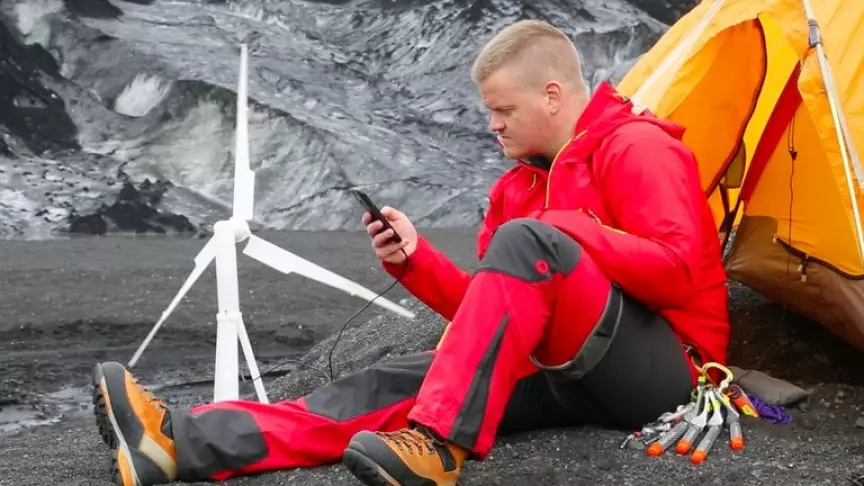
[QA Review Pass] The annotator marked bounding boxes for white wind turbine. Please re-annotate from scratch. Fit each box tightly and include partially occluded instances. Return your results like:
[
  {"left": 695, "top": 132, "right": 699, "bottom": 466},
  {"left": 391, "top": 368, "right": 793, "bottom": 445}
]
[{"left": 127, "top": 44, "right": 416, "bottom": 404}]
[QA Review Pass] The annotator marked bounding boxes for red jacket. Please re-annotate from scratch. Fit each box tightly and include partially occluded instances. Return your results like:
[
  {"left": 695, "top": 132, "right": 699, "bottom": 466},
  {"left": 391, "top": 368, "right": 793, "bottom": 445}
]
[{"left": 383, "top": 82, "right": 730, "bottom": 367}]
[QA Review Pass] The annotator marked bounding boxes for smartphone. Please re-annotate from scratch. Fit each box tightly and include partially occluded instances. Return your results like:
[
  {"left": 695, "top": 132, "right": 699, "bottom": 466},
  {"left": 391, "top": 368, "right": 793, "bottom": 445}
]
[{"left": 349, "top": 188, "right": 402, "bottom": 243}]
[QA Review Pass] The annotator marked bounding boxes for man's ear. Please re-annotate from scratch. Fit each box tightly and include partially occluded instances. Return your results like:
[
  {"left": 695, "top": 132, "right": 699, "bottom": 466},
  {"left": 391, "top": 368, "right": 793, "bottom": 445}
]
[{"left": 544, "top": 81, "right": 563, "bottom": 114}]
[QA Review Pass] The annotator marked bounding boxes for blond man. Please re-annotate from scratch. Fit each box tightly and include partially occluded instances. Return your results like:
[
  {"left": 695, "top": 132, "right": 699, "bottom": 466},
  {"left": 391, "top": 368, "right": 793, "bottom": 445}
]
[{"left": 91, "top": 19, "right": 729, "bottom": 486}]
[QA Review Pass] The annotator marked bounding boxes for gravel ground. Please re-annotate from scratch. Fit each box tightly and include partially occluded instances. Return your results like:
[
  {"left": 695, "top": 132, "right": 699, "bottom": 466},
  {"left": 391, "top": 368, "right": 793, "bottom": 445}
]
[{"left": 0, "top": 229, "right": 862, "bottom": 486}]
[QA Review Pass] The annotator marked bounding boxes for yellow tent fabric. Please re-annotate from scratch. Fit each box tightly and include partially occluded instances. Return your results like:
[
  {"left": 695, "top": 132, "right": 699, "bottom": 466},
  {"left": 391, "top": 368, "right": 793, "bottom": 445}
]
[{"left": 617, "top": 0, "right": 864, "bottom": 351}]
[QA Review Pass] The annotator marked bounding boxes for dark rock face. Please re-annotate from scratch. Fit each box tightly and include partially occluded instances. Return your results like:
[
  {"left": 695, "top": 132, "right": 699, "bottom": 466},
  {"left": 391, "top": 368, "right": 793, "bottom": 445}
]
[
  {"left": 0, "top": 19, "right": 79, "bottom": 155},
  {"left": 66, "top": 175, "right": 202, "bottom": 236},
  {"left": 626, "top": 0, "right": 701, "bottom": 24},
  {"left": 61, "top": 0, "right": 124, "bottom": 19}
]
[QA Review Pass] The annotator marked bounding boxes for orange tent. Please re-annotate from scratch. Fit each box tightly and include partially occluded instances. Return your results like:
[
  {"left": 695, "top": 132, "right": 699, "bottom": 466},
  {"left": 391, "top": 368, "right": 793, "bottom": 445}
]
[{"left": 617, "top": 0, "right": 864, "bottom": 351}]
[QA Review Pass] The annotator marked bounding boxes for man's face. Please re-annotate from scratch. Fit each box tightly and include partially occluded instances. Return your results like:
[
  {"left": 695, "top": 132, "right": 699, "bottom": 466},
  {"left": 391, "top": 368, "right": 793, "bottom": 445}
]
[{"left": 479, "top": 65, "right": 557, "bottom": 160}]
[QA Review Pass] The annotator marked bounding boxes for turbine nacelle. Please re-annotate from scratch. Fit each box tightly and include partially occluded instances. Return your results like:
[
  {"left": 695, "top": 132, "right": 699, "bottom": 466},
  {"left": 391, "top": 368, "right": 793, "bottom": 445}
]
[{"left": 215, "top": 218, "right": 252, "bottom": 244}]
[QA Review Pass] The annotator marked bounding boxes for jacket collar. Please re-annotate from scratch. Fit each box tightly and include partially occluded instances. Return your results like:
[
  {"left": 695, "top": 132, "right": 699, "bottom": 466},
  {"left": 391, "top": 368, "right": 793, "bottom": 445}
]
[
  {"left": 572, "top": 81, "right": 626, "bottom": 136},
  {"left": 559, "top": 81, "right": 637, "bottom": 163}
]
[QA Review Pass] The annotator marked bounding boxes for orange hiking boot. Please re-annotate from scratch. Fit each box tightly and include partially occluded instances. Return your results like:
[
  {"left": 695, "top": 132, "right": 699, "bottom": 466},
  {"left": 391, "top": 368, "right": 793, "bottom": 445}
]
[
  {"left": 92, "top": 361, "right": 178, "bottom": 486},
  {"left": 343, "top": 426, "right": 467, "bottom": 486}
]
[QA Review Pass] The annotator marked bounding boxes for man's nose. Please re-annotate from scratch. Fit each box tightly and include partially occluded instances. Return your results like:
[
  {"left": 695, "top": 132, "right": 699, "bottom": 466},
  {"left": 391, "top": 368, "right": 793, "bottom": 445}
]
[{"left": 488, "top": 116, "right": 505, "bottom": 133}]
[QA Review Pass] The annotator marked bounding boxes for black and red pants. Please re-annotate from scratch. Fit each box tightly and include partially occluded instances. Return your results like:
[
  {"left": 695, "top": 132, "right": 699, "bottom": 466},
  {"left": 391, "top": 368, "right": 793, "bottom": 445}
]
[{"left": 170, "top": 219, "right": 695, "bottom": 481}]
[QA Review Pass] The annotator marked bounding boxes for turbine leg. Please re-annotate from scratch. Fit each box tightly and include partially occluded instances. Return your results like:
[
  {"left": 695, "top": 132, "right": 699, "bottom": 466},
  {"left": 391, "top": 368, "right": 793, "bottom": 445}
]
[
  {"left": 238, "top": 317, "right": 269, "bottom": 403},
  {"left": 213, "top": 221, "right": 241, "bottom": 402}
]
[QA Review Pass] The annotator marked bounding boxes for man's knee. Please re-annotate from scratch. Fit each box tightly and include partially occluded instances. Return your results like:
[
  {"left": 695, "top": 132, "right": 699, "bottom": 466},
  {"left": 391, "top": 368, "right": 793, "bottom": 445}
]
[{"left": 479, "top": 218, "right": 582, "bottom": 281}]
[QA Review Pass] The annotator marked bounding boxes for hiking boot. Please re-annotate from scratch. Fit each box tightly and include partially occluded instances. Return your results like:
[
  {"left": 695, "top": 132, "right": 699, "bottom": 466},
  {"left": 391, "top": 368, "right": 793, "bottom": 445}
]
[
  {"left": 92, "top": 361, "right": 178, "bottom": 486},
  {"left": 343, "top": 426, "right": 467, "bottom": 486}
]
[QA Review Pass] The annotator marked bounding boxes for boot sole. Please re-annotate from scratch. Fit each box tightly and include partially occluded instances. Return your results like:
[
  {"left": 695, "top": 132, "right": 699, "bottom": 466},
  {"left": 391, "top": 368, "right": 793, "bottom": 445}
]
[
  {"left": 92, "top": 363, "right": 143, "bottom": 486},
  {"left": 342, "top": 448, "right": 401, "bottom": 486},
  {"left": 343, "top": 445, "right": 454, "bottom": 486},
  {"left": 91, "top": 363, "right": 117, "bottom": 449}
]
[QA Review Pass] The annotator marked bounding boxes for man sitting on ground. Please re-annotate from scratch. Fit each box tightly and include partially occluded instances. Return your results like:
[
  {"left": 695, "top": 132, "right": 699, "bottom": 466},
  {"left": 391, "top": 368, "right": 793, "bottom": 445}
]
[{"left": 90, "top": 19, "right": 729, "bottom": 486}]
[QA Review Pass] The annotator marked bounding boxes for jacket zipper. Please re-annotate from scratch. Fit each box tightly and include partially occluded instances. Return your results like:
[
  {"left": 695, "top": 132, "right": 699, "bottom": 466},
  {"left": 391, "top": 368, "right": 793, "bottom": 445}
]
[
  {"left": 545, "top": 143, "right": 569, "bottom": 207},
  {"left": 545, "top": 129, "right": 588, "bottom": 208}
]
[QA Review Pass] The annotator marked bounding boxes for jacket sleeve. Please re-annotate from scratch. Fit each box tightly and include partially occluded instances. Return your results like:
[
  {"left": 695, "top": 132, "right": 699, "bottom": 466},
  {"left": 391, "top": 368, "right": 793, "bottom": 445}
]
[
  {"left": 380, "top": 173, "right": 510, "bottom": 320},
  {"left": 382, "top": 235, "right": 471, "bottom": 321},
  {"left": 533, "top": 128, "right": 704, "bottom": 309}
]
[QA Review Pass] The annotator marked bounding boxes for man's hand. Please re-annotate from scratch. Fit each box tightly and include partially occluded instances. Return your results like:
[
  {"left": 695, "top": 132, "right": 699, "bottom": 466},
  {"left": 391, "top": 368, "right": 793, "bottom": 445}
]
[{"left": 363, "top": 206, "right": 418, "bottom": 264}]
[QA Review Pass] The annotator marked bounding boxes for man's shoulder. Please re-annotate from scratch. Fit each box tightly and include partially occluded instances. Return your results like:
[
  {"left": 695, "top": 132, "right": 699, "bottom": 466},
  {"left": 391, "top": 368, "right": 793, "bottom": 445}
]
[
  {"left": 592, "top": 119, "right": 698, "bottom": 181},
  {"left": 603, "top": 119, "right": 687, "bottom": 151},
  {"left": 599, "top": 120, "right": 695, "bottom": 165}
]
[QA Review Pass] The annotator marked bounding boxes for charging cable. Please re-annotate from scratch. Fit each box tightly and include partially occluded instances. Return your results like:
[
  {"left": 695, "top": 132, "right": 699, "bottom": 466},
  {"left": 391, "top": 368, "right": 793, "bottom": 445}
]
[{"left": 248, "top": 247, "right": 410, "bottom": 387}]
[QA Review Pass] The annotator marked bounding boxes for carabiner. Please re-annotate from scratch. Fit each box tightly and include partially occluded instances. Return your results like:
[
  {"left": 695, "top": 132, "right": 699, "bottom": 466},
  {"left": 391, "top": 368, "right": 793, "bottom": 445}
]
[{"left": 699, "top": 361, "right": 734, "bottom": 393}]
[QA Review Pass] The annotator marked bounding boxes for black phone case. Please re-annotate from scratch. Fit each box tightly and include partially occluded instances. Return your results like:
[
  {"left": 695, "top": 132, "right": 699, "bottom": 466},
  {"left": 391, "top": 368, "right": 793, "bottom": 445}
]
[{"left": 350, "top": 189, "right": 402, "bottom": 243}]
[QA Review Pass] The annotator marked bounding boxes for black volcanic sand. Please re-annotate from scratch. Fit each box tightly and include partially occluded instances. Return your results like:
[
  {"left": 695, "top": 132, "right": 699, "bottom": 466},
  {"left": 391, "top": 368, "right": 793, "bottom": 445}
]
[{"left": 0, "top": 229, "right": 862, "bottom": 485}]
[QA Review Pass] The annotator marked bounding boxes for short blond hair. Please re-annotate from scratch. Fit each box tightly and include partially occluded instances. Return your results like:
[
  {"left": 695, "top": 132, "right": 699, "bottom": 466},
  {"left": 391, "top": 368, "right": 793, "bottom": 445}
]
[{"left": 471, "top": 20, "right": 585, "bottom": 89}]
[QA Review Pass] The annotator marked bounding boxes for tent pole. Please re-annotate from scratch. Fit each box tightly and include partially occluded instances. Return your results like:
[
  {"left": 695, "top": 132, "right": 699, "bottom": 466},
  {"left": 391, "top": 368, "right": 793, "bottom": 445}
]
[
  {"left": 801, "top": 0, "right": 864, "bottom": 268},
  {"left": 630, "top": 0, "right": 726, "bottom": 113}
]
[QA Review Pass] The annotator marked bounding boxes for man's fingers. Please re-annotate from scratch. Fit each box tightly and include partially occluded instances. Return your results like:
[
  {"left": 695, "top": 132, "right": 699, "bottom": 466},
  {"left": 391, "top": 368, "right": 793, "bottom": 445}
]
[
  {"left": 372, "top": 229, "right": 399, "bottom": 248},
  {"left": 380, "top": 206, "right": 399, "bottom": 221},
  {"left": 363, "top": 206, "right": 409, "bottom": 263},
  {"left": 376, "top": 239, "right": 409, "bottom": 260},
  {"left": 373, "top": 231, "right": 405, "bottom": 250},
  {"left": 366, "top": 220, "right": 383, "bottom": 237}
]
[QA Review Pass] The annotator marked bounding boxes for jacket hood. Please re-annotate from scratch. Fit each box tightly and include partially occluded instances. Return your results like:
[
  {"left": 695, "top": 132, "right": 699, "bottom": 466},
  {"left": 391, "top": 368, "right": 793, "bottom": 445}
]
[{"left": 562, "top": 81, "right": 686, "bottom": 163}]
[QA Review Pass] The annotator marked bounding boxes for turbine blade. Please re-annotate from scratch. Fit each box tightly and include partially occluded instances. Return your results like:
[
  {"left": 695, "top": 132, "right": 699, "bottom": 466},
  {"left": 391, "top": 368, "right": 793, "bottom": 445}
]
[
  {"left": 232, "top": 43, "right": 255, "bottom": 221},
  {"left": 242, "top": 235, "right": 415, "bottom": 319},
  {"left": 128, "top": 237, "right": 216, "bottom": 367}
]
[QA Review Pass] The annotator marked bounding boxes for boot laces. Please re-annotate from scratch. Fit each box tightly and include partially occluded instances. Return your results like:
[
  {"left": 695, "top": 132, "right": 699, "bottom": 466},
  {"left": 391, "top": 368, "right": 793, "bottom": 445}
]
[
  {"left": 131, "top": 376, "right": 167, "bottom": 411},
  {"left": 381, "top": 428, "right": 437, "bottom": 455}
]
